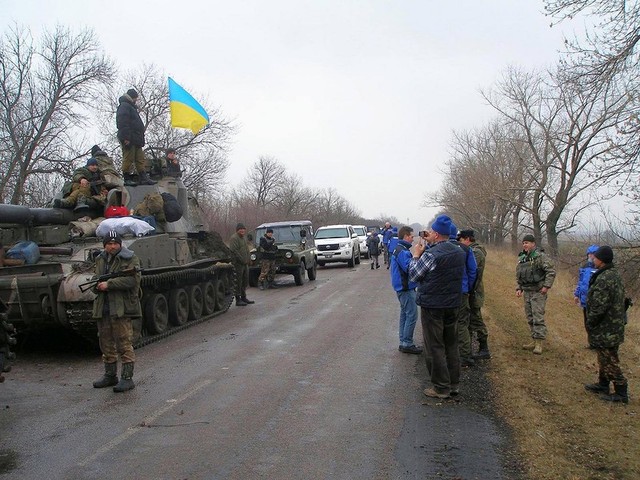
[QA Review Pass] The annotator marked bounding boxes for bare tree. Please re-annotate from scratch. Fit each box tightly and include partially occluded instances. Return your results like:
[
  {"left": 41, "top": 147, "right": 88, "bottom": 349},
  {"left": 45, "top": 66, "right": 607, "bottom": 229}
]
[
  {"left": 241, "top": 156, "right": 287, "bottom": 209},
  {"left": 0, "top": 24, "right": 115, "bottom": 205},
  {"left": 482, "top": 65, "right": 635, "bottom": 254}
]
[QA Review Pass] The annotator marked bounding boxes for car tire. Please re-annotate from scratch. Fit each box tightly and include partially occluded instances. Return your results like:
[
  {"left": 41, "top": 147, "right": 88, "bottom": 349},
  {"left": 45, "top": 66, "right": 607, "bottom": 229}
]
[
  {"left": 347, "top": 252, "right": 355, "bottom": 268},
  {"left": 307, "top": 259, "right": 317, "bottom": 281},
  {"left": 293, "top": 261, "right": 306, "bottom": 286}
]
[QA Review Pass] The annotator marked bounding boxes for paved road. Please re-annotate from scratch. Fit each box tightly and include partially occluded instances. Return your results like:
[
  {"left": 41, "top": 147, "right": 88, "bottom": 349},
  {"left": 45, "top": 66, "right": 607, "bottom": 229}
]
[{"left": 0, "top": 260, "right": 517, "bottom": 479}]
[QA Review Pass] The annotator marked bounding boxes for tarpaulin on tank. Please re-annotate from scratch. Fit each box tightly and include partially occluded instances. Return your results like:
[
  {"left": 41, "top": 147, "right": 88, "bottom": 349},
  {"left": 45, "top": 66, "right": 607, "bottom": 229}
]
[
  {"left": 6, "top": 241, "right": 40, "bottom": 264},
  {"left": 96, "top": 217, "right": 155, "bottom": 237}
]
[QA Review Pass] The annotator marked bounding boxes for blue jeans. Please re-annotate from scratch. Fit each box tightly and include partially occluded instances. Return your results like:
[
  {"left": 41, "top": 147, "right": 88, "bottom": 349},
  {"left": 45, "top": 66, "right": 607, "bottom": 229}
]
[{"left": 397, "top": 289, "right": 418, "bottom": 347}]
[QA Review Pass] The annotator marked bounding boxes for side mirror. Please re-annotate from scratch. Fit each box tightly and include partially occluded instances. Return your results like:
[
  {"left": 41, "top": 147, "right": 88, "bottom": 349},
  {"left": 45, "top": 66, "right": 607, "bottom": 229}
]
[
  {"left": 351, "top": 233, "right": 358, "bottom": 239},
  {"left": 300, "top": 229, "right": 307, "bottom": 238},
  {"left": 247, "top": 233, "right": 253, "bottom": 242}
]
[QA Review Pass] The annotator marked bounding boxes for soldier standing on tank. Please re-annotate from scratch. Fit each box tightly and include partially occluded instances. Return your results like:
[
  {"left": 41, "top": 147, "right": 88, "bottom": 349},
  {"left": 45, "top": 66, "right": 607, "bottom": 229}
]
[
  {"left": 229, "top": 223, "right": 255, "bottom": 306},
  {"left": 91, "top": 231, "right": 142, "bottom": 393},
  {"left": 516, "top": 234, "right": 556, "bottom": 355},
  {"left": 116, "top": 88, "right": 156, "bottom": 186},
  {"left": 258, "top": 228, "right": 278, "bottom": 290}
]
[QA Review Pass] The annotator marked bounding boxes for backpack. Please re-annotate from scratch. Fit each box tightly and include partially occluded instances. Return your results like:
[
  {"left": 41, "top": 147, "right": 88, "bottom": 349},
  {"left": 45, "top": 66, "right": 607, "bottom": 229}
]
[{"left": 161, "top": 192, "right": 183, "bottom": 222}]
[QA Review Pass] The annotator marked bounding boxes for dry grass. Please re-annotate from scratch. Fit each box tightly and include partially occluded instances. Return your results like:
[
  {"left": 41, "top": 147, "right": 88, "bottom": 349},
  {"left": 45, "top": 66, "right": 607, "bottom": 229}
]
[{"left": 484, "top": 248, "right": 640, "bottom": 480}]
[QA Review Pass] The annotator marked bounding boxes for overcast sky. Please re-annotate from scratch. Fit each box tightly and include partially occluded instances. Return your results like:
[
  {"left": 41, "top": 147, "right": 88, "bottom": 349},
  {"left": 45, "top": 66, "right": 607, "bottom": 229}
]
[{"left": 4, "top": 0, "right": 577, "bottom": 225}]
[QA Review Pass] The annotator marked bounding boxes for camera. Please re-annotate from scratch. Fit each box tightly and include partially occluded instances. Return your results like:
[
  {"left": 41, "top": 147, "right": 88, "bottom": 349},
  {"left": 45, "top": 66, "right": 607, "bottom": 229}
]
[{"left": 418, "top": 231, "right": 427, "bottom": 237}]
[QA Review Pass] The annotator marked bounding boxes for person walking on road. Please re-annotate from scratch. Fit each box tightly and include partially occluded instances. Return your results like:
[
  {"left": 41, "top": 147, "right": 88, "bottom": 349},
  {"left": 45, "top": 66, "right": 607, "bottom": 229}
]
[
  {"left": 91, "top": 231, "right": 142, "bottom": 393},
  {"left": 584, "top": 246, "right": 629, "bottom": 404},
  {"left": 366, "top": 231, "right": 381, "bottom": 269},
  {"left": 516, "top": 234, "right": 556, "bottom": 355},
  {"left": 409, "top": 215, "right": 466, "bottom": 399},
  {"left": 391, "top": 226, "right": 423, "bottom": 355},
  {"left": 229, "top": 223, "right": 255, "bottom": 306}
]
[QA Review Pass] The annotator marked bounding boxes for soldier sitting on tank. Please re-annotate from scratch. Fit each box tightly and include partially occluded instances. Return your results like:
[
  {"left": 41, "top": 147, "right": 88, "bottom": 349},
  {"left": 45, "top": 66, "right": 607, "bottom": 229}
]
[
  {"left": 131, "top": 192, "right": 165, "bottom": 231},
  {"left": 165, "top": 148, "right": 182, "bottom": 177},
  {"left": 53, "top": 158, "right": 109, "bottom": 213},
  {"left": 90, "top": 144, "right": 124, "bottom": 188}
]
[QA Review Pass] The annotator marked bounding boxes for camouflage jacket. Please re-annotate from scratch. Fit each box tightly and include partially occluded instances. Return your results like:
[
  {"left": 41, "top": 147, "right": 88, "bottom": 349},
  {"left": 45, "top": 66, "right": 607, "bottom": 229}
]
[
  {"left": 469, "top": 242, "right": 486, "bottom": 308},
  {"left": 516, "top": 248, "right": 556, "bottom": 292},
  {"left": 586, "top": 264, "right": 626, "bottom": 348},
  {"left": 91, "top": 246, "right": 142, "bottom": 319}
]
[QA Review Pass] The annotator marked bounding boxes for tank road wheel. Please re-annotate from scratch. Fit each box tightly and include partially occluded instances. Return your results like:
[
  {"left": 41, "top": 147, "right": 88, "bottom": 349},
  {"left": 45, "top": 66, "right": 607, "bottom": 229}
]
[
  {"left": 307, "top": 258, "right": 317, "bottom": 281},
  {"left": 168, "top": 288, "right": 189, "bottom": 326},
  {"left": 293, "top": 261, "right": 306, "bottom": 286},
  {"left": 188, "top": 285, "right": 204, "bottom": 321},
  {"left": 249, "top": 270, "right": 259, "bottom": 288},
  {"left": 145, "top": 293, "right": 169, "bottom": 334},
  {"left": 214, "top": 277, "right": 226, "bottom": 311},
  {"left": 202, "top": 281, "right": 216, "bottom": 315}
]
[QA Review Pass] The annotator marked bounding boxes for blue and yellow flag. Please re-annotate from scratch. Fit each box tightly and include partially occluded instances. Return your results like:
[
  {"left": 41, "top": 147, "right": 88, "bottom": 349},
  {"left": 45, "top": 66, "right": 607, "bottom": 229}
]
[{"left": 168, "top": 77, "right": 210, "bottom": 134}]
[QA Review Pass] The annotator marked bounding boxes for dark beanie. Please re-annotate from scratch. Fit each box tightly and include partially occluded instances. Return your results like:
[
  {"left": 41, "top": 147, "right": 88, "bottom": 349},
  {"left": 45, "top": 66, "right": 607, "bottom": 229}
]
[
  {"left": 127, "top": 88, "right": 139, "bottom": 99},
  {"left": 86, "top": 158, "right": 98, "bottom": 166},
  {"left": 522, "top": 234, "right": 536, "bottom": 243},
  {"left": 103, "top": 230, "right": 122, "bottom": 246},
  {"left": 236, "top": 223, "right": 246, "bottom": 231},
  {"left": 91, "top": 145, "right": 102, "bottom": 156},
  {"left": 431, "top": 215, "right": 453, "bottom": 236},
  {"left": 266, "top": 228, "right": 274, "bottom": 233},
  {"left": 594, "top": 245, "right": 614, "bottom": 264},
  {"left": 459, "top": 229, "right": 474, "bottom": 239}
]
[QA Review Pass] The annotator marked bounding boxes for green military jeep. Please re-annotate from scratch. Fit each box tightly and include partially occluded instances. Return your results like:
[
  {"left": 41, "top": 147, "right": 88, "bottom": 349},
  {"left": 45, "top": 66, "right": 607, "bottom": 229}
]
[{"left": 249, "top": 220, "right": 317, "bottom": 286}]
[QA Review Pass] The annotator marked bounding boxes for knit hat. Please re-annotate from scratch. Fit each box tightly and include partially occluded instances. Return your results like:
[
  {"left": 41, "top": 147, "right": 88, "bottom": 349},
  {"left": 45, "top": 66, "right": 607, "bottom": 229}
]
[
  {"left": 586, "top": 244, "right": 599, "bottom": 255},
  {"left": 449, "top": 223, "right": 458, "bottom": 240},
  {"left": 103, "top": 230, "right": 122, "bottom": 246},
  {"left": 266, "top": 228, "right": 274, "bottom": 234},
  {"left": 594, "top": 245, "right": 613, "bottom": 264},
  {"left": 458, "top": 229, "right": 474, "bottom": 239},
  {"left": 127, "top": 88, "right": 139, "bottom": 99},
  {"left": 236, "top": 223, "right": 246, "bottom": 231},
  {"left": 91, "top": 145, "right": 102, "bottom": 156},
  {"left": 86, "top": 158, "right": 98, "bottom": 166},
  {"left": 522, "top": 234, "right": 536, "bottom": 243},
  {"left": 431, "top": 215, "right": 453, "bottom": 236}
]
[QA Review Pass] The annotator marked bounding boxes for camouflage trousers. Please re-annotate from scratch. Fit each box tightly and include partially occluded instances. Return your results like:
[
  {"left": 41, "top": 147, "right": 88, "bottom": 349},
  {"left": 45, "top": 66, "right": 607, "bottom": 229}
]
[
  {"left": 120, "top": 141, "right": 146, "bottom": 175},
  {"left": 596, "top": 347, "right": 627, "bottom": 385},
  {"left": 97, "top": 316, "right": 135, "bottom": 364},
  {"left": 523, "top": 290, "right": 547, "bottom": 340},
  {"left": 457, "top": 294, "right": 472, "bottom": 358},
  {"left": 469, "top": 293, "right": 488, "bottom": 342},
  {"left": 258, "top": 259, "right": 276, "bottom": 282}
]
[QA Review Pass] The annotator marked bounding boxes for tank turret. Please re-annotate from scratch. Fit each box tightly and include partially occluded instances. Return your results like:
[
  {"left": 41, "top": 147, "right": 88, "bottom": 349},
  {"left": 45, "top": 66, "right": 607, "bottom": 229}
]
[{"left": 0, "top": 175, "right": 235, "bottom": 346}]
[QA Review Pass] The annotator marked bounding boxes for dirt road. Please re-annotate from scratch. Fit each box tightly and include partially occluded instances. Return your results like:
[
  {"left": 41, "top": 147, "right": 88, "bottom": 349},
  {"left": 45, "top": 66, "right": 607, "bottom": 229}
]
[{"left": 0, "top": 260, "right": 521, "bottom": 479}]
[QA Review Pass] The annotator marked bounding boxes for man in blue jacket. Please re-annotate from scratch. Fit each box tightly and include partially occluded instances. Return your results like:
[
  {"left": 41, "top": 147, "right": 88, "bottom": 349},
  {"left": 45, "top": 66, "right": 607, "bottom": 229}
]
[
  {"left": 391, "top": 226, "right": 423, "bottom": 354},
  {"left": 575, "top": 244, "right": 599, "bottom": 343}
]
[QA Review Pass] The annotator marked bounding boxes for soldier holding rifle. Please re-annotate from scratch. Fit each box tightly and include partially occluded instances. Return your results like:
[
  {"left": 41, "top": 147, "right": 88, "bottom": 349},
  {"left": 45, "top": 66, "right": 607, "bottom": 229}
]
[{"left": 91, "top": 231, "right": 142, "bottom": 393}]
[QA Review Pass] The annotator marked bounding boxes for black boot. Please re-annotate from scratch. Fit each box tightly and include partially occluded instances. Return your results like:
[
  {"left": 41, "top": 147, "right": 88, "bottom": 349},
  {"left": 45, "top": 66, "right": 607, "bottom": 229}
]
[
  {"left": 113, "top": 362, "right": 135, "bottom": 392},
  {"left": 93, "top": 362, "right": 118, "bottom": 388},
  {"left": 236, "top": 296, "right": 248, "bottom": 306},
  {"left": 259, "top": 281, "right": 265, "bottom": 291},
  {"left": 73, "top": 196, "right": 90, "bottom": 213},
  {"left": 474, "top": 338, "right": 491, "bottom": 359},
  {"left": 585, "top": 376, "right": 609, "bottom": 394},
  {"left": 123, "top": 173, "right": 138, "bottom": 186},
  {"left": 138, "top": 172, "right": 157, "bottom": 185},
  {"left": 600, "top": 382, "right": 629, "bottom": 404},
  {"left": 241, "top": 296, "right": 255, "bottom": 304}
]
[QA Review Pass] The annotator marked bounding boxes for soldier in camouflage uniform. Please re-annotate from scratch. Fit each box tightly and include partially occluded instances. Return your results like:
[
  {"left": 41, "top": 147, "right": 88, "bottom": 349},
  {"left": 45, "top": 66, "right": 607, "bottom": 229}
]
[
  {"left": 584, "top": 246, "right": 629, "bottom": 404},
  {"left": 458, "top": 230, "right": 490, "bottom": 359},
  {"left": 258, "top": 228, "right": 278, "bottom": 290},
  {"left": 228, "top": 223, "right": 255, "bottom": 307},
  {"left": 516, "top": 234, "right": 556, "bottom": 355}
]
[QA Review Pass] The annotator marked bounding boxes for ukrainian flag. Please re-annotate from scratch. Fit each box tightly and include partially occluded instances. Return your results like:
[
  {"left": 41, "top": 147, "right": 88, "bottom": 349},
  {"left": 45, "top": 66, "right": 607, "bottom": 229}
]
[{"left": 168, "top": 77, "right": 210, "bottom": 134}]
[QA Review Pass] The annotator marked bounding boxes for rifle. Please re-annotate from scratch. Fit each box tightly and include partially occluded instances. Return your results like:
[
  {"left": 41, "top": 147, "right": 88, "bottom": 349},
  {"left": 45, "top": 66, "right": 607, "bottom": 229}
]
[{"left": 79, "top": 267, "right": 140, "bottom": 293}]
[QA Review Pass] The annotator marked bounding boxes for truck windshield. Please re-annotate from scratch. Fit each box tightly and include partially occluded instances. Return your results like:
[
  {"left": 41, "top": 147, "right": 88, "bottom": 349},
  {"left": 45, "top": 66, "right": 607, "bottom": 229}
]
[
  {"left": 353, "top": 227, "right": 366, "bottom": 236},
  {"left": 255, "top": 226, "right": 300, "bottom": 244},
  {"left": 315, "top": 227, "right": 349, "bottom": 239}
]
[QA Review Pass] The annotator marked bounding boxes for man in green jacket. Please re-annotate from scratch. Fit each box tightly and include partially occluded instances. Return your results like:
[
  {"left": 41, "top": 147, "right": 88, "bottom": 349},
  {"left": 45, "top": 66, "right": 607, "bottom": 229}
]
[
  {"left": 516, "top": 234, "right": 556, "bottom": 355},
  {"left": 228, "top": 223, "right": 255, "bottom": 307},
  {"left": 584, "top": 246, "right": 629, "bottom": 404},
  {"left": 91, "top": 231, "right": 142, "bottom": 393}
]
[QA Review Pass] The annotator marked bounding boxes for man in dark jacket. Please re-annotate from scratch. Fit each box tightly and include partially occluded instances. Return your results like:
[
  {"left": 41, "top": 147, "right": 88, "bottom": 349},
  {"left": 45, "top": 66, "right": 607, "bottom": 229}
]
[
  {"left": 366, "top": 231, "right": 381, "bottom": 269},
  {"left": 409, "top": 215, "right": 466, "bottom": 399},
  {"left": 91, "top": 231, "right": 142, "bottom": 393},
  {"left": 116, "top": 88, "right": 155, "bottom": 186},
  {"left": 228, "top": 223, "right": 255, "bottom": 306},
  {"left": 584, "top": 245, "right": 629, "bottom": 404},
  {"left": 258, "top": 228, "right": 278, "bottom": 290}
]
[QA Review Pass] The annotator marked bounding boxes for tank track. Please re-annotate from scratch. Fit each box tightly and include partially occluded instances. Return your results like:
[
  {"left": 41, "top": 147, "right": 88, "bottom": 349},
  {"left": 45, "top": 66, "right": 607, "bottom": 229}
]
[{"left": 65, "top": 262, "right": 235, "bottom": 348}]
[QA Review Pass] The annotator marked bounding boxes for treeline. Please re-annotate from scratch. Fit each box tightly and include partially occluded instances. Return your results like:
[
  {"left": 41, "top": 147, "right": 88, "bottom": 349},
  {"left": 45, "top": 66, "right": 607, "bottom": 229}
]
[{"left": 428, "top": 1, "right": 640, "bottom": 256}]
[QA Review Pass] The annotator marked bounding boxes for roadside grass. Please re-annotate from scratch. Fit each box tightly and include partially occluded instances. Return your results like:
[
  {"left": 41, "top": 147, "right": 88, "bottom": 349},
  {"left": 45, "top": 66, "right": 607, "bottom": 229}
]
[{"left": 484, "top": 248, "right": 640, "bottom": 480}]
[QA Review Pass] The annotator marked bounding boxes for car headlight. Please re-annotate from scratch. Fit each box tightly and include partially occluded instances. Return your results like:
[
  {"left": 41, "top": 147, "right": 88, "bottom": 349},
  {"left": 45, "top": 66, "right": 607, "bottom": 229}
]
[
  {"left": 250, "top": 253, "right": 257, "bottom": 261},
  {"left": 285, "top": 251, "right": 293, "bottom": 259},
  {"left": 339, "top": 242, "right": 348, "bottom": 248}
]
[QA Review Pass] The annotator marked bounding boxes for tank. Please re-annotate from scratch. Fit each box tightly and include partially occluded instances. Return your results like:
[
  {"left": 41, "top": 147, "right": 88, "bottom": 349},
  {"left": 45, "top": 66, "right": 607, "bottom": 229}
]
[{"left": 0, "top": 175, "right": 236, "bottom": 347}]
